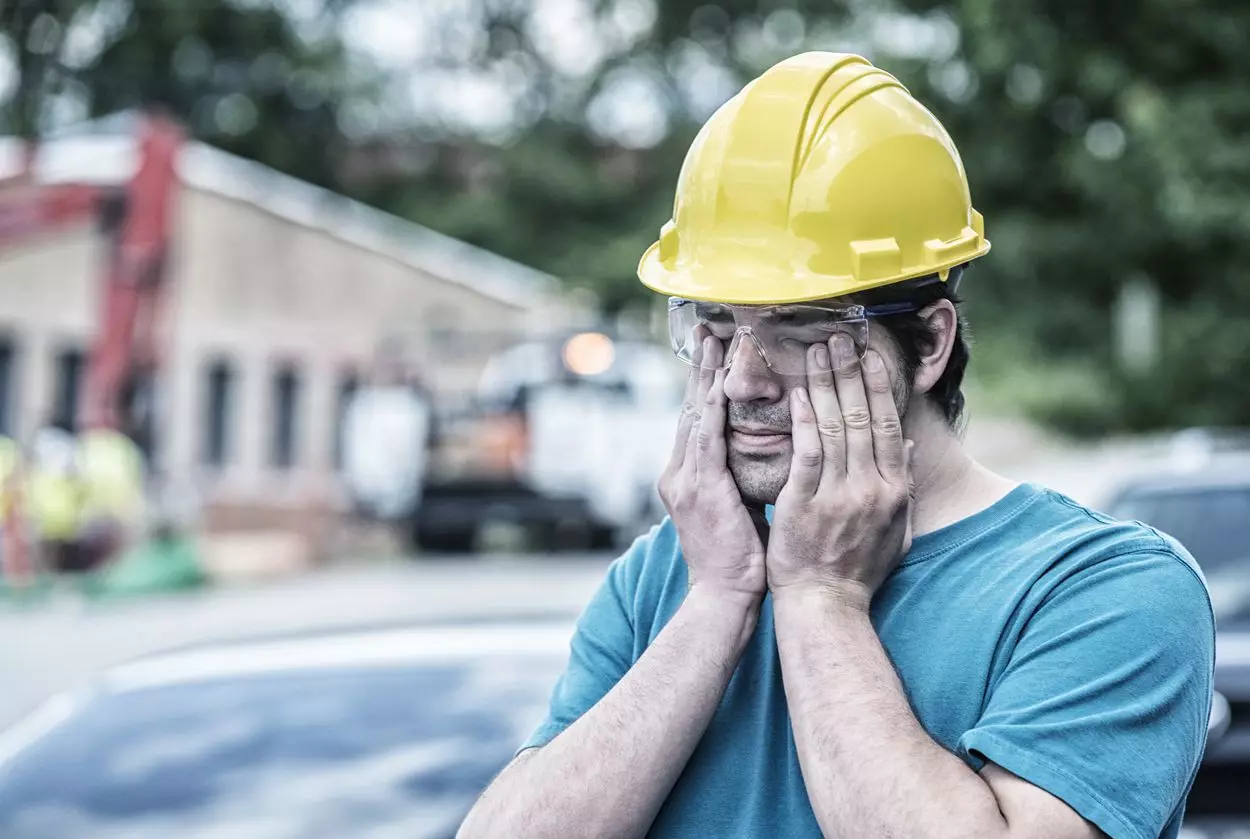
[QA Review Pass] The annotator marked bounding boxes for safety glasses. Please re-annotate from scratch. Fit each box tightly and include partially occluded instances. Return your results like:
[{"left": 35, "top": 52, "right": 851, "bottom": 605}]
[{"left": 667, "top": 297, "right": 918, "bottom": 375}]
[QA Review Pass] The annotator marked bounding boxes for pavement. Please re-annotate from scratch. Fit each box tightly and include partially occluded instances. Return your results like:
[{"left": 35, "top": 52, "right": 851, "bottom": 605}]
[{"left": 0, "top": 554, "right": 612, "bottom": 725}]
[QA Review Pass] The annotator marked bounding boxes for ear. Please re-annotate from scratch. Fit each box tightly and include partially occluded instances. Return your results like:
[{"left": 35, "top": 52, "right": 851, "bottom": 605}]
[{"left": 911, "top": 300, "right": 958, "bottom": 397}]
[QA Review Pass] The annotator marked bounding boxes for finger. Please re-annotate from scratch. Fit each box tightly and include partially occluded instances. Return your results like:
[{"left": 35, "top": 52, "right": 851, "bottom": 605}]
[
  {"left": 902, "top": 439, "right": 916, "bottom": 553},
  {"left": 668, "top": 400, "right": 700, "bottom": 473},
  {"left": 786, "top": 387, "right": 822, "bottom": 498},
  {"left": 684, "top": 404, "right": 700, "bottom": 477},
  {"left": 695, "top": 367, "right": 729, "bottom": 478},
  {"left": 806, "top": 341, "right": 844, "bottom": 483},
  {"left": 671, "top": 327, "right": 713, "bottom": 472},
  {"left": 830, "top": 333, "right": 875, "bottom": 479},
  {"left": 693, "top": 335, "right": 722, "bottom": 412},
  {"left": 905, "top": 439, "right": 916, "bottom": 495},
  {"left": 863, "top": 349, "right": 906, "bottom": 483},
  {"left": 682, "top": 324, "right": 710, "bottom": 407}
]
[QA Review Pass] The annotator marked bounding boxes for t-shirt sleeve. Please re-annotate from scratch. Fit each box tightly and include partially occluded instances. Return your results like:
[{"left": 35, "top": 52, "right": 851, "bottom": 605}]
[
  {"left": 957, "top": 550, "right": 1215, "bottom": 839},
  {"left": 518, "top": 539, "right": 644, "bottom": 752}
]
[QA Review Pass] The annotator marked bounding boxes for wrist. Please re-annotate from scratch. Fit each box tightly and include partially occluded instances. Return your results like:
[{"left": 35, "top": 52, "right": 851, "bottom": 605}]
[
  {"left": 684, "top": 583, "right": 762, "bottom": 650},
  {"left": 770, "top": 578, "right": 874, "bottom": 615}
]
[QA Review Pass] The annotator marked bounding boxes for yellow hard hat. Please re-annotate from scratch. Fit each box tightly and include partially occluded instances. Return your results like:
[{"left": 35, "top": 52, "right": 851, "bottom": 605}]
[{"left": 638, "top": 52, "right": 989, "bottom": 305}]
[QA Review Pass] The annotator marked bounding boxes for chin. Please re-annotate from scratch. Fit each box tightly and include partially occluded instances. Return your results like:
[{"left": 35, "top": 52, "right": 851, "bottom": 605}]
[{"left": 727, "top": 450, "right": 789, "bottom": 507}]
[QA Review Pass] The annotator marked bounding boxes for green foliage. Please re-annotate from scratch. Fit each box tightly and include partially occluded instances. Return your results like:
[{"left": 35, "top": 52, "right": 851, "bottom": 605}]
[
  {"left": 1, "top": 0, "right": 361, "bottom": 191},
  {"left": 4, "top": 0, "right": 1249, "bottom": 431},
  {"left": 893, "top": 0, "right": 1250, "bottom": 431}
]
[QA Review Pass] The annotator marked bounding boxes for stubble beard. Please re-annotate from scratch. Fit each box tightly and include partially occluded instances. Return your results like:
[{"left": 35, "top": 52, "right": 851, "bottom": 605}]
[
  {"left": 726, "top": 377, "right": 912, "bottom": 507},
  {"left": 725, "top": 400, "right": 793, "bottom": 507}
]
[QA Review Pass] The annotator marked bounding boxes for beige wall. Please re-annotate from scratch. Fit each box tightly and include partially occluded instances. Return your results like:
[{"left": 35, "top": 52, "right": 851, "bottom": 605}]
[
  {"left": 0, "top": 225, "right": 99, "bottom": 441},
  {"left": 0, "top": 184, "right": 564, "bottom": 524}
]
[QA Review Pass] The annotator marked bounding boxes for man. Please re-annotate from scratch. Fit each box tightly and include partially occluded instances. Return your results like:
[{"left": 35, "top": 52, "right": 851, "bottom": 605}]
[{"left": 459, "top": 52, "right": 1214, "bottom": 839}]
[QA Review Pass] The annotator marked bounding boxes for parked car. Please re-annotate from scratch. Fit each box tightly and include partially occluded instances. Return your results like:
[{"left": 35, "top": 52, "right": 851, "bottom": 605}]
[
  {"left": 1103, "top": 448, "right": 1250, "bottom": 831},
  {"left": 0, "top": 593, "right": 1242, "bottom": 836},
  {"left": 0, "top": 621, "right": 572, "bottom": 839}
]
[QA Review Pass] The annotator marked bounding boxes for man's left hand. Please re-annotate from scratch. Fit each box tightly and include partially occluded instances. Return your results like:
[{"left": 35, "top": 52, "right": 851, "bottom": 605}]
[{"left": 767, "top": 333, "right": 913, "bottom": 611}]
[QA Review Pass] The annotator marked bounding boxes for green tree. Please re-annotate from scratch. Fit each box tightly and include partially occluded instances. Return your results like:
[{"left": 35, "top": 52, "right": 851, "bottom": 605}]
[
  {"left": 0, "top": 0, "right": 368, "bottom": 191},
  {"left": 889, "top": 0, "right": 1250, "bottom": 432}
]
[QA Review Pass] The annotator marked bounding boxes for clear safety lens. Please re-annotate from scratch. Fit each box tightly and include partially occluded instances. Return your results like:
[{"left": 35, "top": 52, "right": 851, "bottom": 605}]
[{"left": 667, "top": 298, "right": 870, "bottom": 375}]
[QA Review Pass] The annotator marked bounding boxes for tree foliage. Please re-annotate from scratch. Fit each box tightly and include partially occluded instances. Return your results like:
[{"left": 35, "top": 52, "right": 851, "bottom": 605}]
[{"left": 3, "top": 0, "right": 1249, "bottom": 433}]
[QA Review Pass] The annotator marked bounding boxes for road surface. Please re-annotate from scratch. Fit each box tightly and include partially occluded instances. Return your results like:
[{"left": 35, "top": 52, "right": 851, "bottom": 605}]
[{"left": 0, "top": 554, "right": 612, "bottom": 725}]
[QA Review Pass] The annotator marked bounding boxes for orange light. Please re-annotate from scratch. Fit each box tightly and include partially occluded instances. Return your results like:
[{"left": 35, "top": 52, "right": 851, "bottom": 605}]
[{"left": 562, "top": 333, "right": 615, "bottom": 376}]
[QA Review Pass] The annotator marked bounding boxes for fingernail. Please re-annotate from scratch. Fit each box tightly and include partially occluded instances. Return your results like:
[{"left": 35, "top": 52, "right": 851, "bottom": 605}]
[
  {"left": 833, "top": 334, "right": 855, "bottom": 364},
  {"left": 814, "top": 345, "right": 830, "bottom": 370},
  {"left": 794, "top": 387, "right": 809, "bottom": 405},
  {"left": 865, "top": 350, "right": 884, "bottom": 371}
]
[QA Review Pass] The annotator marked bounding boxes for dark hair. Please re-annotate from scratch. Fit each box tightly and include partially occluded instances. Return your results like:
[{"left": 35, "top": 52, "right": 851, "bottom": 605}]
[{"left": 854, "top": 264, "right": 972, "bottom": 429}]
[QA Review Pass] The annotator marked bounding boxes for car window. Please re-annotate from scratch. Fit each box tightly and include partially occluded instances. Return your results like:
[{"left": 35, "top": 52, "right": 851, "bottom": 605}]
[
  {"left": 0, "top": 654, "right": 565, "bottom": 839},
  {"left": 1109, "top": 486, "right": 1250, "bottom": 573}
]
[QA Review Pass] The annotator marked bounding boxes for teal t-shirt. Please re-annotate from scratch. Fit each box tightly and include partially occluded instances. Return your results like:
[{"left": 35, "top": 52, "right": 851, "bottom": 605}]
[{"left": 523, "top": 484, "right": 1216, "bottom": 839}]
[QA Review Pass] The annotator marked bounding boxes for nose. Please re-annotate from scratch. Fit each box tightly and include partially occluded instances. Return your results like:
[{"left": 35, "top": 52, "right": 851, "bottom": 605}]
[{"left": 723, "top": 331, "right": 785, "bottom": 405}]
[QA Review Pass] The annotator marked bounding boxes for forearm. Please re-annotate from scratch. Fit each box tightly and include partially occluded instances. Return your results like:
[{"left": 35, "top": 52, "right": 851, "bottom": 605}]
[
  {"left": 459, "top": 586, "right": 759, "bottom": 839},
  {"left": 773, "top": 586, "right": 1008, "bottom": 839}
]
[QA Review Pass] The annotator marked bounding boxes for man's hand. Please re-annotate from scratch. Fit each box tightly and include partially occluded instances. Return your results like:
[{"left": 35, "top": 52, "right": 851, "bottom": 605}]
[
  {"left": 767, "top": 333, "right": 912, "bottom": 610},
  {"left": 659, "top": 331, "right": 767, "bottom": 605}
]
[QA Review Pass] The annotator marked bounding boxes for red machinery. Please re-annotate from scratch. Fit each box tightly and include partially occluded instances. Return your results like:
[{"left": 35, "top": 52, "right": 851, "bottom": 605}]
[
  {"left": 0, "top": 113, "right": 183, "bottom": 437},
  {"left": 0, "top": 114, "right": 182, "bottom": 584}
]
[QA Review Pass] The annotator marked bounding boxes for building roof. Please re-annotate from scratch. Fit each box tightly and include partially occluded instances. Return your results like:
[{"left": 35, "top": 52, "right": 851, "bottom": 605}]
[{"left": 0, "top": 114, "right": 562, "bottom": 312}]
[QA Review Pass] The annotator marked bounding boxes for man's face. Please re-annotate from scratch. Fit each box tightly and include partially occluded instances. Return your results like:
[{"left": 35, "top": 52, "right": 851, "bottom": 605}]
[{"left": 721, "top": 317, "right": 911, "bottom": 506}]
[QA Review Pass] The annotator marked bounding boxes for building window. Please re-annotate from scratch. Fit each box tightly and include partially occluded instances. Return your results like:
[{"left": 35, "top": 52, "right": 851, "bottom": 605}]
[
  {"left": 0, "top": 339, "right": 15, "bottom": 437},
  {"left": 201, "top": 359, "right": 235, "bottom": 467},
  {"left": 52, "top": 347, "right": 85, "bottom": 432},
  {"left": 270, "top": 364, "right": 301, "bottom": 469},
  {"left": 333, "top": 371, "right": 360, "bottom": 470}
]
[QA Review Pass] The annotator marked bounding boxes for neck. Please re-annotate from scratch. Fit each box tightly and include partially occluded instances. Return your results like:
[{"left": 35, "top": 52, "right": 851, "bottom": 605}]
[{"left": 902, "top": 405, "right": 1018, "bottom": 538}]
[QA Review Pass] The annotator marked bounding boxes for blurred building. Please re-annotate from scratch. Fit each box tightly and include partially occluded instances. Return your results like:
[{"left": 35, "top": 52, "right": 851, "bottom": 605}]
[{"left": 0, "top": 116, "right": 580, "bottom": 557}]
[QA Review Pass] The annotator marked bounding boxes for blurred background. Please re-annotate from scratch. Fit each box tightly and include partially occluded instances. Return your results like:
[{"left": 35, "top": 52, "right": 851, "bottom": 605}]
[{"left": 0, "top": 1, "right": 1248, "bottom": 837}]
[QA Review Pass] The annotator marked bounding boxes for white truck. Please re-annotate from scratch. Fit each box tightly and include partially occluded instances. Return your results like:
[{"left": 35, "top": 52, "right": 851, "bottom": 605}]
[{"left": 413, "top": 332, "right": 683, "bottom": 553}]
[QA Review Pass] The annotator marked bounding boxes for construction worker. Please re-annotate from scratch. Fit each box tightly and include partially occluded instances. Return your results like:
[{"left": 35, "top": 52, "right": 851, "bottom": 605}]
[
  {"left": 76, "top": 426, "right": 146, "bottom": 569},
  {"left": 460, "top": 53, "right": 1214, "bottom": 839}
]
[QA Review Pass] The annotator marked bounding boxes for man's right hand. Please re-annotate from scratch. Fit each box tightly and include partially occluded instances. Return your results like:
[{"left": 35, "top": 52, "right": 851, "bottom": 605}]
[
  {"left": 658, "top": 332, "right": 767, "bottom": 605},
  {"left": 460, "top": 331, "right": 763, "bottom": 839}
]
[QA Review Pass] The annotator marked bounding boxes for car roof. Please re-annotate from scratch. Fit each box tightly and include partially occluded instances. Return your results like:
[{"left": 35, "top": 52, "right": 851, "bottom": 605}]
[
  {"left": 1108, "top": 460, "right": 1250, "bottom": 498},
  {"left": 98, "top": 620, "right": 575, "bottom": 694}
]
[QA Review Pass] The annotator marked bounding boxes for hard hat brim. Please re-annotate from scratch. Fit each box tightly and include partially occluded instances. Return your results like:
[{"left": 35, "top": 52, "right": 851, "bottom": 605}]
[{"left": 637, "top": 240, "right": 991, "bottom": 305}]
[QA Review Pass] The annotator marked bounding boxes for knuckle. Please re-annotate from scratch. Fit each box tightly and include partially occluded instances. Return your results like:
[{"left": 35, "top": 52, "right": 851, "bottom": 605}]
[
  {"left": 816, "top": 418, "right": 845, "bottom": 438},
  {"left": 835, "top": 361, "right": 861, "bottom": 380},
  {"left": 798, "top": 448, "right": 824, "bottom": 468},
  {"left": 842, "top": 407, "right": 872, "bottom": 430},
  {"left": 872, "top": 417, "right": 903, "bottom": 437},
  {"left": 869, "top": 377, "right": 893, "bottom": 395},
  {"left": 810, "top": 373, "right": 836, "bottom": 391},
  {"left": 696, "top": 428, "right": 715, "bottom": 450}
]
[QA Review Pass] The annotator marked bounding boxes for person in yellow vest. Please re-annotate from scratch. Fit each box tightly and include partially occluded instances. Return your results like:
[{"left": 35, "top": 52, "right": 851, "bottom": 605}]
[
  {"left": 27, "top": 422, "right": 87, "bottom": 574},
  {"left": 76, "top": 427, "right": 146, "bottom": 569}
]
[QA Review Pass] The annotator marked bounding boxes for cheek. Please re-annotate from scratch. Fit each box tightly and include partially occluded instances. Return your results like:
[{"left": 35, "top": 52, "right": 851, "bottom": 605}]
[{"left": 864, "top": 336, "right": 916, "bottom": 405}]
